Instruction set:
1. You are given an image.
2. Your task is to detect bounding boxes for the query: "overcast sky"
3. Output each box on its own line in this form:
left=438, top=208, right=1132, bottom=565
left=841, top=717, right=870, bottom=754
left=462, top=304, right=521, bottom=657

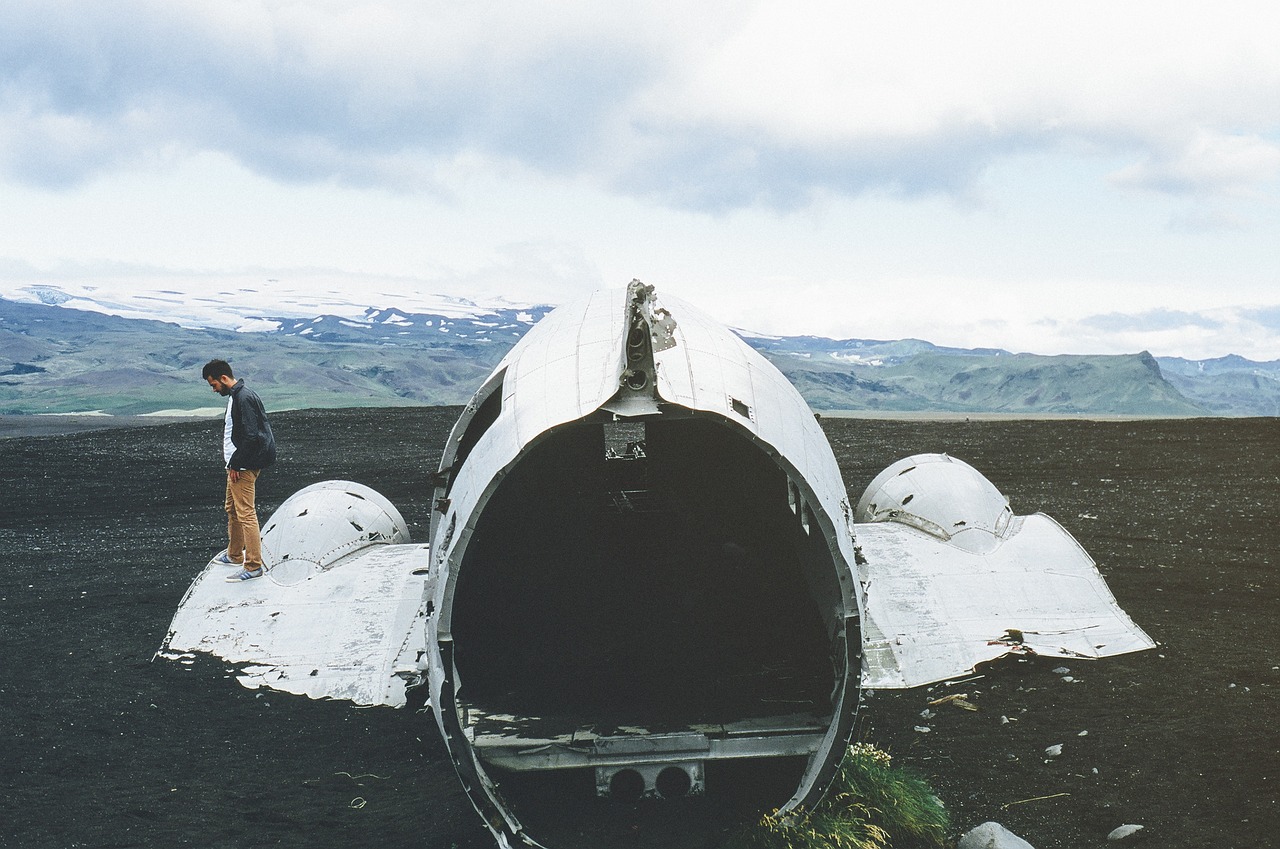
left=2, top=1, right=1278, bottom=358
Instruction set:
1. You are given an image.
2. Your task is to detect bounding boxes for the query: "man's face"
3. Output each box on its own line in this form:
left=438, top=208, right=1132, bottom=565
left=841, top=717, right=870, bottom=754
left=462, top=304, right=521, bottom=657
left=206, top=375, right=234, bottom=396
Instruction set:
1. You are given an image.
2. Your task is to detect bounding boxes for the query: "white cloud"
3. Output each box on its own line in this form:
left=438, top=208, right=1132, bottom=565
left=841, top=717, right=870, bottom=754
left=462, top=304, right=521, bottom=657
left=4, top=1, right=1279, bottom=207
left=1110, top=130, right=1280, bottom=197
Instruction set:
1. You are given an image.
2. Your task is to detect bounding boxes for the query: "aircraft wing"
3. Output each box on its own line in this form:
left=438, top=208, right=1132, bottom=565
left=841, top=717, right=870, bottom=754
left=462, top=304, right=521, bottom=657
left=854, top=454, right=1155, bottom=689
left=158, top=482, right=429, bottom=707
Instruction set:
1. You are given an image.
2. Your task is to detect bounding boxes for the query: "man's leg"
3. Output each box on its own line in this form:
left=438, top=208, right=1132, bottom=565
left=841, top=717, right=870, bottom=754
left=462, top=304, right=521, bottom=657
left=227, top=470, right=263, bottom=570
left=224, top=475, right=245, bottom=564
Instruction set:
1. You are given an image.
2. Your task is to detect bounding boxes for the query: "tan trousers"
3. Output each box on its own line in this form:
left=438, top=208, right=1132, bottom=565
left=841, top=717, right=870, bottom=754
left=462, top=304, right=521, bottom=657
left=224, top=469, right=263, bottom=569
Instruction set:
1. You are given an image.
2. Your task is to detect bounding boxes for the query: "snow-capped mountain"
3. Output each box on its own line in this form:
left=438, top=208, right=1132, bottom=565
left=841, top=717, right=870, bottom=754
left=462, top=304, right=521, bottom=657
left=266, top=305, right=555, bottom=345
left=0, top=280, right=550, bottom=335
left=3, top=283, right=1279, bottom=417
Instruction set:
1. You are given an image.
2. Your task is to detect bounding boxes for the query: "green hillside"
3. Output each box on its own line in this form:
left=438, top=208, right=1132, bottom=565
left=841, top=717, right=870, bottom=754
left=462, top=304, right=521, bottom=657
left=0, top=300, right=499, bottom=415
left=770, top=350, right=1208, bottom=416
left=0, top=297, right=1230, bottom=417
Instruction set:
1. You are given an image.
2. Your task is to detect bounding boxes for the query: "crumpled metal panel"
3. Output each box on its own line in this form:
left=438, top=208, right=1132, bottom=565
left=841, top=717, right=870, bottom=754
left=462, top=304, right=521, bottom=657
left=855, top=456, right=1155, bottom=689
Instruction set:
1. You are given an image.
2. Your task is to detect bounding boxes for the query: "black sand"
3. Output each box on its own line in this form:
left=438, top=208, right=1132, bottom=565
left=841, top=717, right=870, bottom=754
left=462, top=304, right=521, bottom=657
left=1, top=409, right=1275, bottom=848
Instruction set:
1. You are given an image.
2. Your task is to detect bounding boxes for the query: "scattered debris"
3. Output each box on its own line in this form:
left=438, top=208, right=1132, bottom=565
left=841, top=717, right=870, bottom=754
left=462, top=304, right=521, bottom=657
left=1107, top=824, right=1144, bottom=841
left=335, top=771, right=390, bottom=785
left=958, top=820, right=1037, bottom=849
left=929, top=693, right=979, bottom=711
left=1000, top=792, right=1071, bottom=810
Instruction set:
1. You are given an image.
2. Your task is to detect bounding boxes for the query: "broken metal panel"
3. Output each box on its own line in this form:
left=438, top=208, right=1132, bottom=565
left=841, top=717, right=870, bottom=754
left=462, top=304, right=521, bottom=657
left=464, top=708, right=829, bottom=773
left=161, top=537, right=430, bottom=706
left=856, top=506, right=1156, bottom=689
left=855, top=453, right=1154, bottom=689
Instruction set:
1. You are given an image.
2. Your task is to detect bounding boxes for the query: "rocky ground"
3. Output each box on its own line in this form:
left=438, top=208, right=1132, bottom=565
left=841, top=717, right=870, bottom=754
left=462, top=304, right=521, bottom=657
left=1, top=409, right=1275, bottom=848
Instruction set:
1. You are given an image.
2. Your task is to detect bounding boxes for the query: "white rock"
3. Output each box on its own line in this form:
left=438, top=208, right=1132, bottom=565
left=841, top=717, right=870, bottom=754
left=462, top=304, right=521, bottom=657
left=1107, top=824, right=1144, bottom=841
left=914, top=725, right=931, bottom=733
left=1061, top=676, right=1075, bottom=683
left=1052, top=666, right=1071, bottom=674
left=1078, top=730, right=1089, bottom=736
left=1044, top=743, right=1063, bottom=758
left=958, top=821, right=1036, bottom=849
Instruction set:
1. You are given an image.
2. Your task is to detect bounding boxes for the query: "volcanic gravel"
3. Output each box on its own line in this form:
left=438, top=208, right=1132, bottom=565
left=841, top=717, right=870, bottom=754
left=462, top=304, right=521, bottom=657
left=1, top=409, right=1275, bottom=848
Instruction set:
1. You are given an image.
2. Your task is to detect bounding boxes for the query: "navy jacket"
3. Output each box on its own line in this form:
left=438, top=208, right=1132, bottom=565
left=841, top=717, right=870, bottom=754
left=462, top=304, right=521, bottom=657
left=227, top=380, right=277, bottom=471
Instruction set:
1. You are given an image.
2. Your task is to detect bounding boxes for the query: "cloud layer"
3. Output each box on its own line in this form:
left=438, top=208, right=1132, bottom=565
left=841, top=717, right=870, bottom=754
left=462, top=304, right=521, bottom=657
left=5, top=1, right=1279, bottom=209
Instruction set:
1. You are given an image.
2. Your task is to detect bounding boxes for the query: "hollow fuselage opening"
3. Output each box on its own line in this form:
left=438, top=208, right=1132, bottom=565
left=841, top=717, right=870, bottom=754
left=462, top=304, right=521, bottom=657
left=453, top=415, right=837, bottom=723
left=446, top=413, right=847, bottom=844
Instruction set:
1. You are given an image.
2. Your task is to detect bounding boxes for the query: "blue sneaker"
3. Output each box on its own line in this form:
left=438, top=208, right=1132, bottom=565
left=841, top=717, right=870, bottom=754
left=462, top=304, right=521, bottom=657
left=214, top=552, right=242, bottom=566
left=225, top=567, right=264, bottom=582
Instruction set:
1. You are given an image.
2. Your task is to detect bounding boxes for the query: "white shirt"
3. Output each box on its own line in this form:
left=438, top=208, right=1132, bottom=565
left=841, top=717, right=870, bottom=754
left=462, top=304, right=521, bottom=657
left=223, top=395, right=235, bottom=466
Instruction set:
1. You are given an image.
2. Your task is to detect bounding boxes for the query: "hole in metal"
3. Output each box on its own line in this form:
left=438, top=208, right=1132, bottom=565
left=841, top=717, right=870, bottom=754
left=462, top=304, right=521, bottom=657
left=656, top=766, right=692, bottom=799
left=627, top=326, right=649, bottom=361
left=609, top=769, right=645, bottom=802
left=625, top=369, right=648, bottom=391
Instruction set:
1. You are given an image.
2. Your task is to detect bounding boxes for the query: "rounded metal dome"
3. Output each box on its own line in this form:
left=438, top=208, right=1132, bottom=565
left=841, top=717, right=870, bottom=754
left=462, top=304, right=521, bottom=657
left=855, top=454, right=1012, bottom=554
left=261, top=480, right=410, bottom=584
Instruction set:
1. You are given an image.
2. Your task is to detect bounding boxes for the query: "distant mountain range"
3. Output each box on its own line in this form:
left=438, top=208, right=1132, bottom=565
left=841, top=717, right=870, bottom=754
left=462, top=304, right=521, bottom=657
left=3, top=293, right=1279, bottom=417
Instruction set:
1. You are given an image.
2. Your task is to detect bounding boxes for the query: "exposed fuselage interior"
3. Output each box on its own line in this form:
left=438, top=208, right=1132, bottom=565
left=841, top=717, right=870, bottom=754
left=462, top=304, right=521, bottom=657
left=447, top=411, right=849, bottom=842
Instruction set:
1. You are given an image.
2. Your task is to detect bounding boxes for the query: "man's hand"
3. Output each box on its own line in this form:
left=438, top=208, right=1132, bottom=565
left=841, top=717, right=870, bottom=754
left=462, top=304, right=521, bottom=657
left=228, top=469, right=241, bottom=483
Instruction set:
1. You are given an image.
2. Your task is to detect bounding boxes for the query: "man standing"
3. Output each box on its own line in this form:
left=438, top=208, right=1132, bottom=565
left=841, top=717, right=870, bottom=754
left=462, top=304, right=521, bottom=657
left=202, top=359, right=277, bottom=582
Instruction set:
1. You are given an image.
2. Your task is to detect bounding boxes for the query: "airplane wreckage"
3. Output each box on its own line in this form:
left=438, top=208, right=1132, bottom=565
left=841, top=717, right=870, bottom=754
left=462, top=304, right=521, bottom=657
left=161, top=281, right=1154, bottom=848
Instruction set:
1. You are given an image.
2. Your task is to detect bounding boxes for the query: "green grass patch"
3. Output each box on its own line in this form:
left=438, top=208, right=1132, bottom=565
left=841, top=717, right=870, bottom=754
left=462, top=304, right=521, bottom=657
left=726, top=743, right=949, bottom=849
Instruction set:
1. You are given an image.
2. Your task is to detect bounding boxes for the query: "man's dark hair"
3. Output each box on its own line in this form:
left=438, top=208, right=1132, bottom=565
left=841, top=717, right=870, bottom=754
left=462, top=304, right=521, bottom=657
left=202, top=359, right=234, bottom=380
